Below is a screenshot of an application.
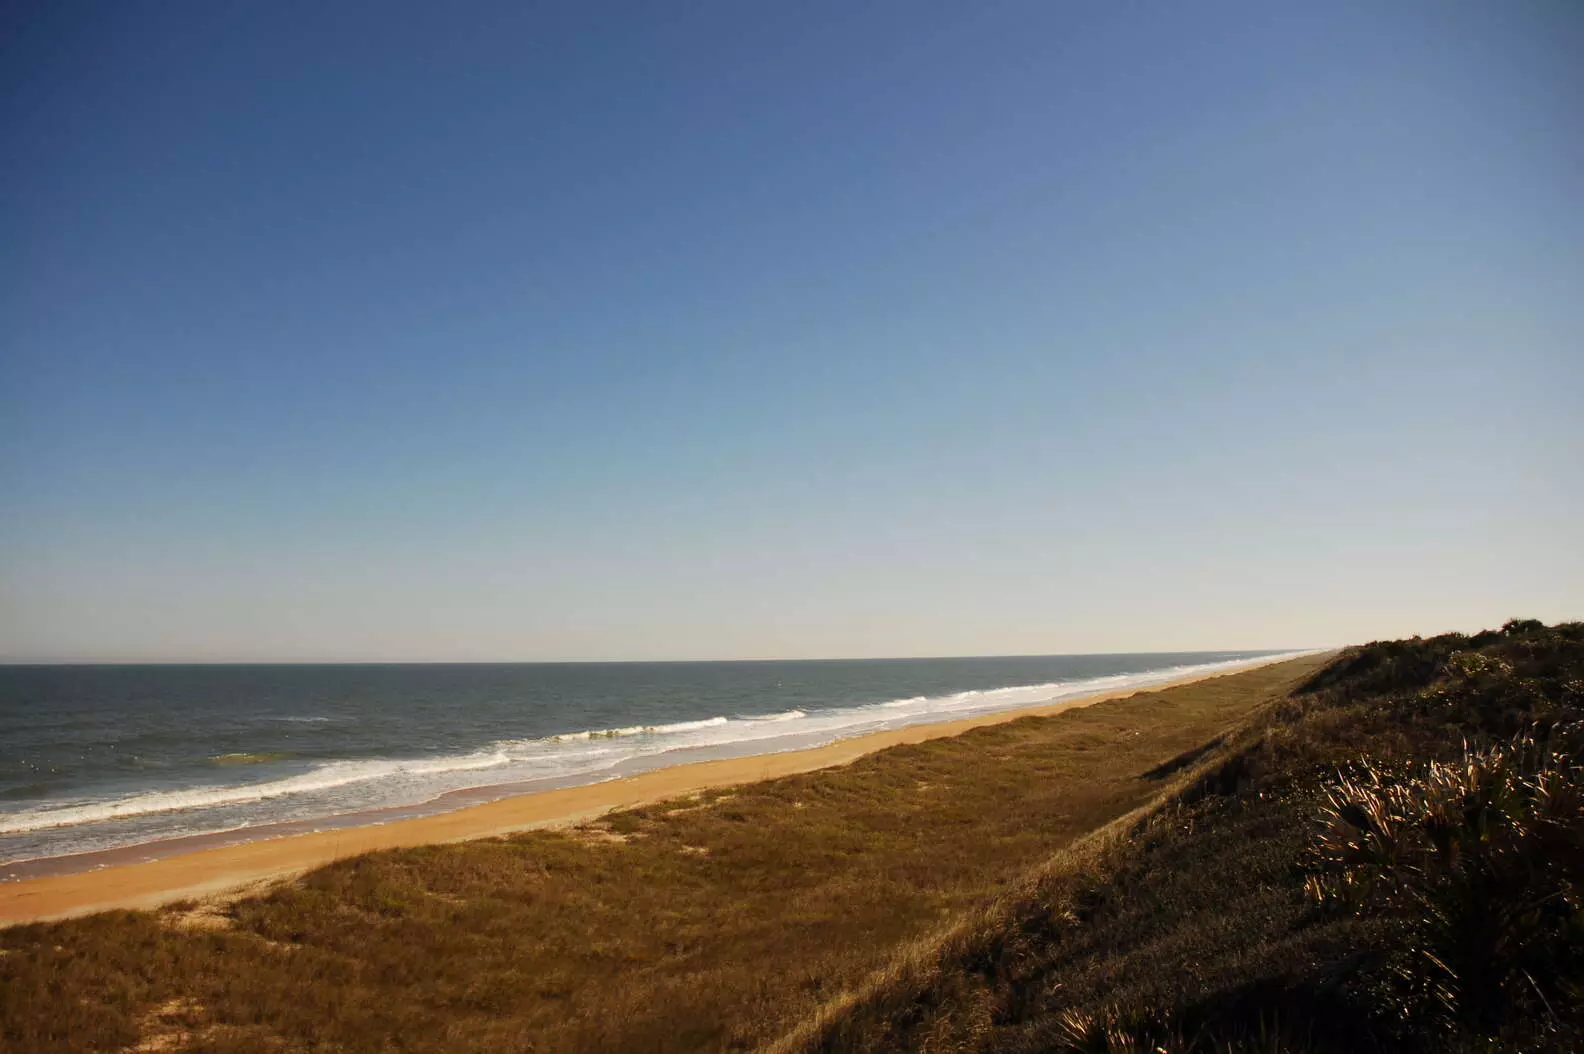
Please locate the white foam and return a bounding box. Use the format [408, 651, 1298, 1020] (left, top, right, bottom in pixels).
[0, 752, 484, 835]
[548, 715, 731, 741]
[647, 716, 730, 734]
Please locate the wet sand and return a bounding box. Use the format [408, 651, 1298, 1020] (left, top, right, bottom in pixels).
[0, 656, 1301, 925]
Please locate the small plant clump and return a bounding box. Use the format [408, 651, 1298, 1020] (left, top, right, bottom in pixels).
[1051, 1006, 1307, 1053]
[1307, 727, 1584, 1041]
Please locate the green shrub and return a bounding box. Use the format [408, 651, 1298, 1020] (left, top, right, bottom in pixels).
[1306, 727, 1584, 1039]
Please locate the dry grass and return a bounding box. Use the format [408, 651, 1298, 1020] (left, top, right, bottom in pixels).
[0, 658, 1320, 1054]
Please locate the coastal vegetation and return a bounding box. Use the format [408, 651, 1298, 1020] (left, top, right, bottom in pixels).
[4, 623, 1580, 1053]
[0, 659, 1316, 1052]
[785, 620, 1584, 1053]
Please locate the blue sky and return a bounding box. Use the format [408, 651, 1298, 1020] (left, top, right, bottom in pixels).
[3, 1, 1580, 661]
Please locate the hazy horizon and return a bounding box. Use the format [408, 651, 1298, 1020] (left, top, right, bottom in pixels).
[0, 646, 1315, 667]
[4, 3, 1580, 663]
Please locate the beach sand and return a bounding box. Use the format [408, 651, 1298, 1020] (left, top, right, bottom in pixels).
[0, 656, 1301, 925]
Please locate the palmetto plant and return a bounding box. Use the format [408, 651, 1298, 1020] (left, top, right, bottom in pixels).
[1052, 1007, 1304, 1054]
[1306, 726, 1584, 1035]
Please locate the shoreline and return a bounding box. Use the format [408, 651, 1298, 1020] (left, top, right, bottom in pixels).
[1, 653, 1303, 880]
[0, 654, 1309, 926]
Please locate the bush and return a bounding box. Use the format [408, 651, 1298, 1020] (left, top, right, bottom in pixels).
[1306, 727, 1584, 1040]
[1051, 1006, 1310, 1053]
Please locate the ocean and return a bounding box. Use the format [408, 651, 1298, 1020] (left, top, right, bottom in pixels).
[0, 651, 1296, 871]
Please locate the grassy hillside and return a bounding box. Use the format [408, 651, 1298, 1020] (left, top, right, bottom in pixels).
[783, 621, 1584, 1053]
[0, 658, 1320, 1053]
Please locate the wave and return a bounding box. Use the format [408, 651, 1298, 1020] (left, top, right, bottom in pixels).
[548, 715, 731, 741]
[0, 652, 1312, 840]
[208, 752, 293, 766]
[0, 750, 502, 835]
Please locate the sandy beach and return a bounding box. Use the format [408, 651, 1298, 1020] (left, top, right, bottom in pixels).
[0, 656, 1299, 926]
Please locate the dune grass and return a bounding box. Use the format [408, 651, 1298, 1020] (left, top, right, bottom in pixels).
[0, 658, 1320, 1053]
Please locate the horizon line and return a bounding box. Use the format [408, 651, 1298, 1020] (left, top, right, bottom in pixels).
[0, 647, 1320, 668]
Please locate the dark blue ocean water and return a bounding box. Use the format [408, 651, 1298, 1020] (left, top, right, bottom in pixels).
[0, 651, 1293, 867]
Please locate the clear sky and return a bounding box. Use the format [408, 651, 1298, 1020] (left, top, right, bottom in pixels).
[2, 2, 1580, 662]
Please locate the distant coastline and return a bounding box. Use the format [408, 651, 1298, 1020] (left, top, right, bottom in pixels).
[0, 651, 1305, 872]
[0, 651, 1312, 924]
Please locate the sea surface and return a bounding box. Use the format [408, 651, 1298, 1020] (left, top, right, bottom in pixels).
[0, 651, 1298, 869]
